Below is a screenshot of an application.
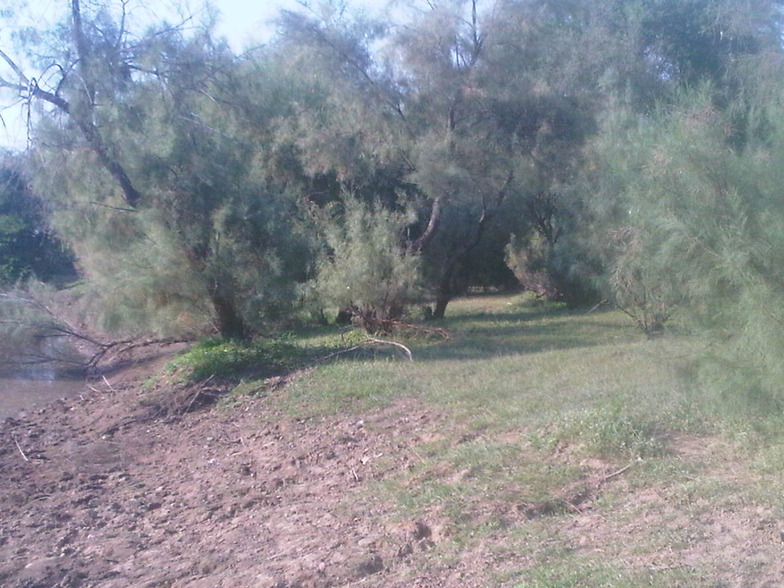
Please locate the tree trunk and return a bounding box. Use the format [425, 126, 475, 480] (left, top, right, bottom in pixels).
[410, 196, 443, 253]
[433, 291, 451, 320]
[208, 286, 248, 341]
[431, 171, 514, 319]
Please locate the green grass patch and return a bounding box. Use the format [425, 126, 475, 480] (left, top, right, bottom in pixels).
[205, 293, 784, 585]
[166, 337, 299, 382]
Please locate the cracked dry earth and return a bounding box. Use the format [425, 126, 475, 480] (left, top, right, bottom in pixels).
[0, 363, 460, 588]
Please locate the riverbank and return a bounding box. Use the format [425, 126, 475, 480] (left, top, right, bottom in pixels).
[0, 356, 420, 587]
[3, 295, 784, 586]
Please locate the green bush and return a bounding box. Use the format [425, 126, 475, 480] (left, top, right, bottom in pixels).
[587, 81, 784, 403]
[313, 197, 422, 333]
[168, 337, 297, 382]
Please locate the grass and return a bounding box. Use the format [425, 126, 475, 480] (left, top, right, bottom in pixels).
[164, 336, 299, 382]
[285, 296, 701, 430]
[185, 293, 784, 585]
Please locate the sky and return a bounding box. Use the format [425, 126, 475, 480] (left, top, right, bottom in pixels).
[0, 0, 393, 150]
[213, 0, 392, 49]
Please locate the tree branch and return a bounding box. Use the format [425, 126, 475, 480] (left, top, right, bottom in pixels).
[410, 196, 442, 253]
[0, 49, 30, 86]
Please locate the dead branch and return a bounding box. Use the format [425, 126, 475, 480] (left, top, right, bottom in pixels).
[314, 335, 415, 364]
[83, 336, 188, 372]
[12, 434, 29, 462]
[367, 337, 413, 361]
[1, 291, 187, 372]
[0, 49, 29, 86]
[598, 463, 633, 487]
[184, 375, 215, 413]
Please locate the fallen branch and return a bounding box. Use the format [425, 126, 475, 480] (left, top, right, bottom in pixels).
[313, 343, 370, 364]
[314, 336, 414, 364]
[586, 299, 608, 314]
[183, 375, 216, 414]
[598, 463, 634, 488]
[367, 337, 413, 361]
[2, 292, 188, 372]
[12, 434, 29, 462]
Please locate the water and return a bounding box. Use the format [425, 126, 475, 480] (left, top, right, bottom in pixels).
[0, 377, 86, 419]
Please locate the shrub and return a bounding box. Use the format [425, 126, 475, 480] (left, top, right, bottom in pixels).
[313, 198, 422, 333]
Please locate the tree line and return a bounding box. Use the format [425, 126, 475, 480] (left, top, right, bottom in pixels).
[1, 0, 784, 399]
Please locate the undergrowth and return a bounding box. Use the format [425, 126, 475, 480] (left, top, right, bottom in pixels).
[166, 337, 299, 382]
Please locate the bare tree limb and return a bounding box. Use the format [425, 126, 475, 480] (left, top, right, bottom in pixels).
[367, 337, 413, 361]
[410, 196, 442, 253]
[12, 435, 29, 462]
[0, 49, 30, 86]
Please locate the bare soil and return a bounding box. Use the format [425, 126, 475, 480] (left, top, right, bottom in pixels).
[0, 356, 468, 587]
[3, 355, 784, 587]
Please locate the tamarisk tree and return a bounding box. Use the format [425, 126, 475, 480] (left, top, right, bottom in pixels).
[0, 1, 305, 339]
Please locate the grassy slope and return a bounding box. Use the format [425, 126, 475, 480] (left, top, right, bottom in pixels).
[261, 294, 784, 586]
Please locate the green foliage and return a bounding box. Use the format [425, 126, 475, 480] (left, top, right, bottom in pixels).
[24, 16, 310, 339]
[313, 198, 422, 332]
[4, 0, 784, 406]
[585, 76, 784, 399]
[546, 405, 668, 459]
[0, 157, 74, 286]
[167, 337, 297, 382]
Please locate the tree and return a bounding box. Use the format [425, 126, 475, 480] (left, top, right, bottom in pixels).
[272, 0, 597, 317]
[500, 0, 784, 312]
[1, 1, 308, 339]
[312, 197, 422, 333]
[595, 80, 784, 396]
[0, 0, 144, 207]
[0, 154, 74, 285]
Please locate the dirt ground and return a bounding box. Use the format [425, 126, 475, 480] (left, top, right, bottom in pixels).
[3, 353, 784, 587]
[0, 356, 476, 588]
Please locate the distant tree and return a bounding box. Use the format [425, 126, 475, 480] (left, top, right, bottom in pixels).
[274, 0, 597, 317]
[0, 155, 74, 285]
[509, 0, 784, 311]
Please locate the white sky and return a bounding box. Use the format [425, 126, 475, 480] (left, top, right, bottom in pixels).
[213, 0, 393, 49]
[0, 0, 394, 150]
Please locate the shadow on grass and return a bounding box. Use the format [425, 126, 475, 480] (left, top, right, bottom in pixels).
[288, 301, 641, 367]
[403, 300, 637, 361]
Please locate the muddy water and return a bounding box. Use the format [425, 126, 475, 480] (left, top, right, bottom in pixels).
[0, 377, 86, 419]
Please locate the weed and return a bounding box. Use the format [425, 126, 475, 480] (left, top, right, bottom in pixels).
[543, 406, 668, 459]
[166, 337, 298, 382]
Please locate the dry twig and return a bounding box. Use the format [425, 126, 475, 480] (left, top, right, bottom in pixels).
[597, 463, 634, 489]
[12, 434, 29, 462]
[367, 337, 413, 361]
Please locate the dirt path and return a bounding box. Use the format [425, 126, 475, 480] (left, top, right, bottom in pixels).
[0, 360, 458, 588]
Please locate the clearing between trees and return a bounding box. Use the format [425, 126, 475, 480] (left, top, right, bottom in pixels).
[2, 294, 783, 587]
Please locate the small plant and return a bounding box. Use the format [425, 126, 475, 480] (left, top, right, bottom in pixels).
[606, 226, 678, 337]
[167, 337, 297, 382]
[548, 406, 668, 459]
